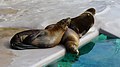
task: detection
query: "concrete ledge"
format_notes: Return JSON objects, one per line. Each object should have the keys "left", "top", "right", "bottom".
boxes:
{"left": 0, "top": 27, "right": 99, "bottom": 67}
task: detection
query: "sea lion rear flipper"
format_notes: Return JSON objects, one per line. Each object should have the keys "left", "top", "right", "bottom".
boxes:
{"left": 23, "top": 30, "right": 46, "bottom": 44}
{"left": 10, "top": 43, "right": 39, "bottom": 50}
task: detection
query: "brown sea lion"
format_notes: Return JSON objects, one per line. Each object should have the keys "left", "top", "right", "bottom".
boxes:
{"left": 10, "top": 17, "right": 71, "bottom": 50}
{"left": 61, "top": 28, "right": 79, "bottom": 55}
{"left": 69, "top": 8, "right": 96, "bottom": 37}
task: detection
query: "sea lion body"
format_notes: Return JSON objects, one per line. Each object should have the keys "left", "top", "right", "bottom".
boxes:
{"left": 62, "top": 8, "right": 96, "bottom": 54}
{"left": 10, "top": 18, "right": 71, "bottom": 50}
{"left": 69, "top": 8, "right": 96, "bottom": 37}
{"left": 61, "top": 28, "right": 79, "bottom": 55}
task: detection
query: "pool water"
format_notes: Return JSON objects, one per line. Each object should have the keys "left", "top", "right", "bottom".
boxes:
{"left": 58, "top": 34, "right": 120, "bottom": 67}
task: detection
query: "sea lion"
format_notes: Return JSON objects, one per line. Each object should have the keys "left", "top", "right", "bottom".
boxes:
{"left": 69, "top": 8, "right": 96, "bottom": 37}
{"left": 61, "top": 28, "right": 79, "bottom": 55}
{"left": 10, "top": 17, "right": 71, "bottom": 50}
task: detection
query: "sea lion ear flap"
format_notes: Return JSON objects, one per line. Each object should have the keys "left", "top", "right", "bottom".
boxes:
{"left": 85, "top": 8, "right": 96, "bottom": 15}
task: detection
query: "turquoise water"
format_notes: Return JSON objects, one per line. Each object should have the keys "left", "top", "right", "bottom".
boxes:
{"left": 58, "top": 34, "right": 120, "bottom": 67}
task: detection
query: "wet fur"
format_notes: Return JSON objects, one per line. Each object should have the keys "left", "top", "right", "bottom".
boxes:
{"left": 63, "top": 8, "right": 96, "bottom": 54}
{"left": 69, "top": 8, "right": 96, "bottom": 37}
{"left": 10, "top": 18, "right": 71, "bottom": 50}
{"left": 61, "top": 28, "right": 79, "bottom": 54}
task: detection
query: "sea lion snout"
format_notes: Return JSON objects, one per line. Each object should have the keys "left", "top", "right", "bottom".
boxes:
{"left": 69, "top": 45, "right": 79, "bottom": 55}
{"left": 65, "top": 17, "right": 71, "bottom": 26}
{"left": 65, "top": 41, "right": 79, "bottom": 55}
{"left": 85, "top": 8, "right": 96, "bottom": 15}
{"left": 57, "top": 17, "right": 71, "bottom": 26}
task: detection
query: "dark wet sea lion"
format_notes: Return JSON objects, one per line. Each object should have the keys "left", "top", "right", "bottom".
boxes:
{"left": 69, "top": 8, "right": 96, "bottom": 37}
{"left": 61, "top": 8, "right": 95, "bottom": 55}
{"left": 61, "top": 28, "right": 79, "bottom": 55}
{"left": 10, "top": 17, "right": 71, "bottom": 50}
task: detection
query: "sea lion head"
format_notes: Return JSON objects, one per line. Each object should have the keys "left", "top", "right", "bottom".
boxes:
{"left": 65, "top": 42, "right": 79, "bottom": 55}
{"left": 68, "top": 44, "right": 79, "bottom": 55}
{"left": 57, "top": 17, "right": 71, "bottom": 28}
{"left": 79, "top": 8, "right": 95, "bottom": 28}
{"left": 85, "top": 8, "right": 96, "bottom": 15}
